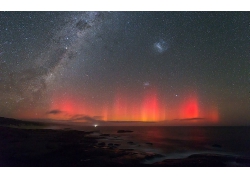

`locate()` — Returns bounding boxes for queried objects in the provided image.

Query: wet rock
[117,130,133,133]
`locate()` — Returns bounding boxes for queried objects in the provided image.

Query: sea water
[49,125,250,160]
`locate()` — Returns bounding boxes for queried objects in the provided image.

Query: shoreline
[0,125,250,167]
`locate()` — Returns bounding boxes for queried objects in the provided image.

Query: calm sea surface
[49,125,250,159]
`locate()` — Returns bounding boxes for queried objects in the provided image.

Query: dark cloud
[47,109,63,114]
[92,116,104,120]
[69,114,105,124]
[46,111,102,123]
[68,51,77,60]
[70,114,96,121]
[76,20,91,31]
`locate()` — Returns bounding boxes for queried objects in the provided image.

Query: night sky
[0,12,249,125]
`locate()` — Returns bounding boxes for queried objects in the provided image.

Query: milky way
[0,12,249,125]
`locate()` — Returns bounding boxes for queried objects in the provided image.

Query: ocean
[48,125,250,163]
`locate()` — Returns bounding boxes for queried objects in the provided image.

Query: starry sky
[0,11,249,125]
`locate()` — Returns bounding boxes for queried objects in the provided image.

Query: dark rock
[108,143,113,146]
[212,144,222,148]
[97,142,105,146]
[100,134,110,137]
[236,157,250,165]
[153,154,230,167]
[145,153,164,160]
[120,149,134,151]
[127,141,134,145]
[85,131,98,135]
[0,117,45,127]
[145,142,153,145]
[117,130,133,133]
[114,144,120,146]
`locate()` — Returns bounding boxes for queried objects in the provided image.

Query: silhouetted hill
[0,117,45,127]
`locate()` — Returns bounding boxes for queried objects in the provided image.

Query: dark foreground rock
[97,142,106,146]
[212,144,222,148]
[0,116,45,127]
[0,126,145,167]
[127,141,135,145]
[154,154,250,167]
[145,153,164,160]
[117,130,133,133]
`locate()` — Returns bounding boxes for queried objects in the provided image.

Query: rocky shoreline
[0,125,249,167]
